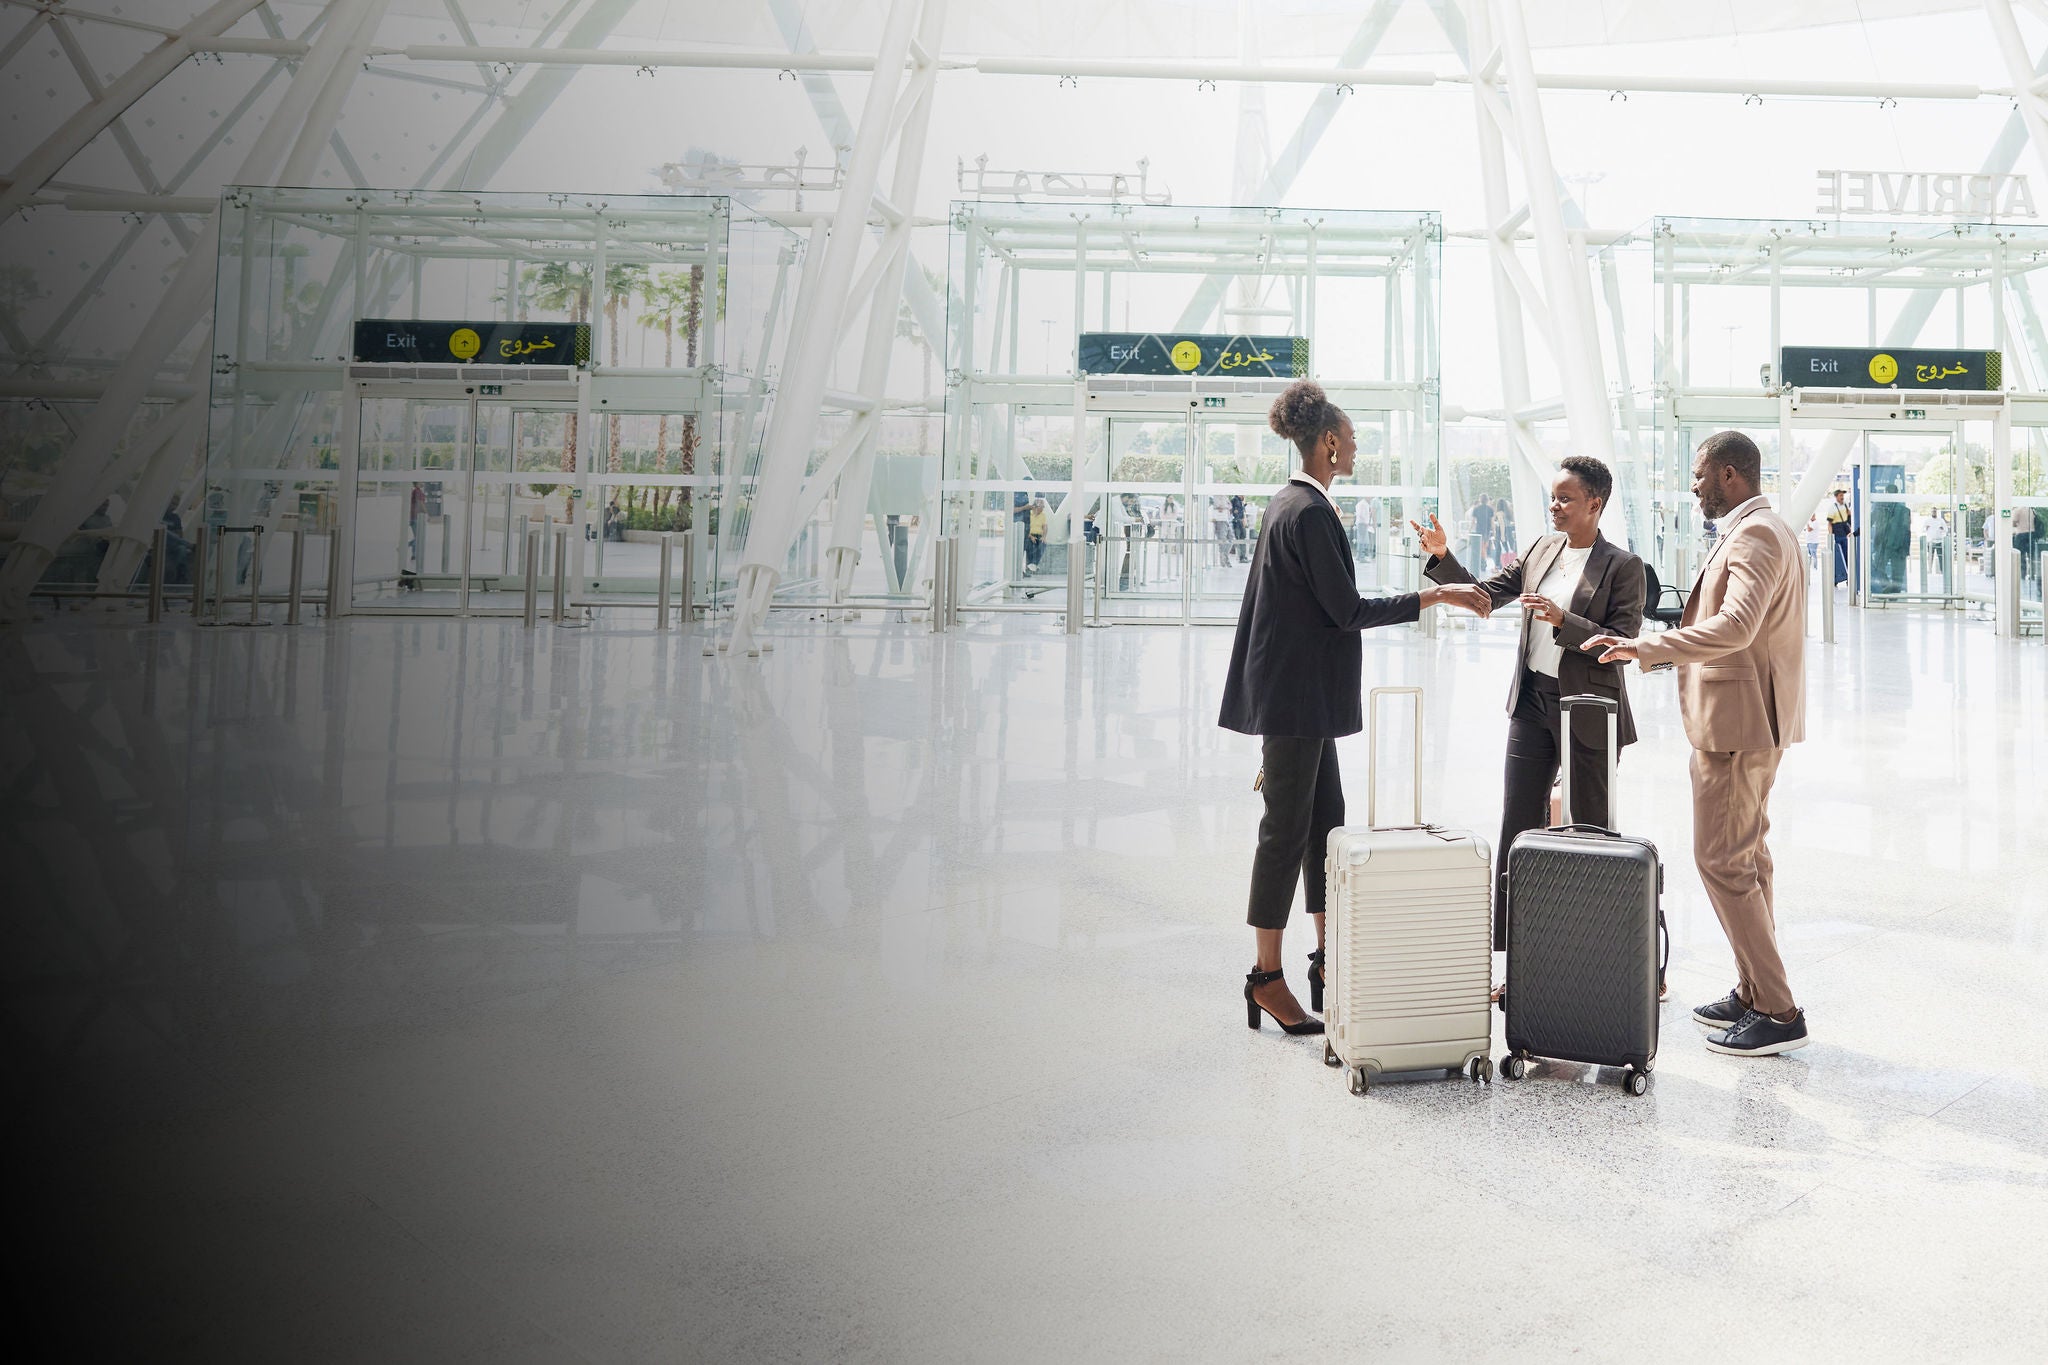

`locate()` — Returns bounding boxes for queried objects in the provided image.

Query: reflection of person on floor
[1024,498,1048,574]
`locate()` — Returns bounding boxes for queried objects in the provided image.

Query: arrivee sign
[1816,169,2036,220]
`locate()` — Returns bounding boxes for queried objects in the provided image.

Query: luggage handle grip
[1558,692,1620,828]
[1366,686,1423,827]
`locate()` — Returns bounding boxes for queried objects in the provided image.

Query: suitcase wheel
[1501,1055,1527,1081]
[1348,1067,1371,1097]
[1624,1068,1649,1096]
[1467,1056,1494,1084]
[1323,1042,1341,1069]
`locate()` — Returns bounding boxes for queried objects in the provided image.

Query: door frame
[342,372,583,617]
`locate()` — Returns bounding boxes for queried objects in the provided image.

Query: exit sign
[1202,395,1226,408]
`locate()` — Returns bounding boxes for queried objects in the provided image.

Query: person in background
[1583,430,1811,1057]
[1827,487,1852,587]
[1220,380,1492,1037]
[1024,497,1048,574]
[1416,456,1646,963]
[1472,496,1495,571]
[1229,493,1248,563]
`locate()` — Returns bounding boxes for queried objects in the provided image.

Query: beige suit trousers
[1688,747,1794,1016]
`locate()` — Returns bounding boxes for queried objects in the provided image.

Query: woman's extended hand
[1408,513,1449,560]
[1423,583,1492,618]
[1518,593,1563,627]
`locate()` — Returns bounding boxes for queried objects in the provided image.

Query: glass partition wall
[1650,216,2048,637]
[943,203,1441,624]
[208,188,800,617]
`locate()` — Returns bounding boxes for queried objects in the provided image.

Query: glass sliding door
[352,395,472,611]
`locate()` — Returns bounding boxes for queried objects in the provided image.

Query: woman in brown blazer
[1412,456,1646,952]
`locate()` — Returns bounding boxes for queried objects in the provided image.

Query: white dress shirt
[1289,471,1340,517]
[1525,543,1592,677]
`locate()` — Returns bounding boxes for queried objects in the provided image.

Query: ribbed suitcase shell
[1324,824,1494,1093]
[1503,828,1662,1075]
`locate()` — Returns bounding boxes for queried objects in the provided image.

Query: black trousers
[1247,736,1344,930]
[1496,670,1614,948]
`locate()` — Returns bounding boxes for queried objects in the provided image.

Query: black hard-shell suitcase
[1498,693,1667,1096]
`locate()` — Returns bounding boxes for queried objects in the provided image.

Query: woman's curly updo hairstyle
[1268,379,1346,459]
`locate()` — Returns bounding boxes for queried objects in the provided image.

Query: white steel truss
[8,1,2048,639]
[723,0,948,658]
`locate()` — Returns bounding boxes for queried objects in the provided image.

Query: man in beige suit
[1582,431,1810,1056]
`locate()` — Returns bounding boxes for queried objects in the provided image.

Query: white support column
[1491,0,1618,484]
[826,0,950,602]
[1462,0,1553,545]
[0,0,388,619]
[725,0,927,656]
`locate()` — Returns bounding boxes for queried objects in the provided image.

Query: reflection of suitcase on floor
[1499,694,1666,1096]
[1322,688,1495,1096]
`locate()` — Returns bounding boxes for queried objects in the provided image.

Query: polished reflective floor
[7,601,2045,1360]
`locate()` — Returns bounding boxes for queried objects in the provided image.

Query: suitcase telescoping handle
[1557,693,1619,829]
[1366,686,1423,827]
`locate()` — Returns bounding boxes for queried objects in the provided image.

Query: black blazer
[1424,532,1646,749]
[1219,481,1421,739]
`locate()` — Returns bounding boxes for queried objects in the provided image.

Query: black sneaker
[1691,991,1750,1030]
[1705,1008,1810,1057]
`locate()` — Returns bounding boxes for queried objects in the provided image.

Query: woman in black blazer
[1414,456,1645,953]
[1219,382,1492,1035]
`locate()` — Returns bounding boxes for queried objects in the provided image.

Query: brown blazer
[1425,532,1645,749]
[1634,500,1806,752]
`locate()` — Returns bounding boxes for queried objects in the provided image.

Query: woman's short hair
[1268,380,1346,456]
[1559,455,1613,507]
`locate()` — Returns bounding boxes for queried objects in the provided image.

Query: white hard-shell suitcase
[1321,687,1496,1096]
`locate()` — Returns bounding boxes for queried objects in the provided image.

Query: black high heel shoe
[1245,967,1325,1035]
[1307,950,1325,1013]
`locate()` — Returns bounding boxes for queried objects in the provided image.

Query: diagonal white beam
[0,0,267,224]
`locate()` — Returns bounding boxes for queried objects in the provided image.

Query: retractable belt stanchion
[656,532,674,630]
[551,528,568,624]
[286,528,306,625]
[679,532,695,626]
[324,530,343,617]
[190,521,209,619]
[522,530,540,627]
[147,527,167,623]
[244,525,268,626]
[1821,556,1835,643]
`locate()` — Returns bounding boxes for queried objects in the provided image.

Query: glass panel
[1861,431,1958,603]
[1100,417,1187,617]
[1189,417,1281,621]
[467,404,575,612]
[352,397,470,610]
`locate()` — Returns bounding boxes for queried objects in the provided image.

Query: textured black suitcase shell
[1504,828,1662,1073]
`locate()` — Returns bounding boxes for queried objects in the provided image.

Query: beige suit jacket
[1633,501,1806,752]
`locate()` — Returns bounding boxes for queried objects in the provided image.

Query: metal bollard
[1065,537,1085,635]
[656,532,673,630]
[246,525,265,625]
[211,526,230,625]
[929,536,949,633]
[522,529,540,627]
[325,529,343,616]
[551,527,567,623]
[948,534,964,629]
[1093,536,1107,623]
[191,520,209,619]
[679,532,696,625]
[287,528,306,625]
[147,527,167,623]
[1820,557,1835,643]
